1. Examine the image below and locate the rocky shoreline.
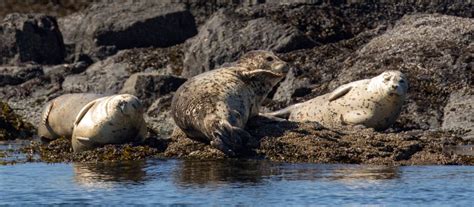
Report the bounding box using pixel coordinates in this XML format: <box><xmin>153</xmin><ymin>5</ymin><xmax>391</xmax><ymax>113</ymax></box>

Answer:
<box><xmin>1</xmin><ymin>0</ymin><xmax>473</xmax><ymax>165</ymax></box>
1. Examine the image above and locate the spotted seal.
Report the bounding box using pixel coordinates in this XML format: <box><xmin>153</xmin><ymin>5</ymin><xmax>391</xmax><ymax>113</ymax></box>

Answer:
<box><xmin>171</xmin><ymin>50</ymin><xmax>288</xmax><ymax>156</ymax></box>
<box><xmin>267</xmin><ymin>70</ymin><xmax>408</xmax><ymax>130</ymax></box>
<box><xmin>71</xmin><ymin>94</ymin><xmax>147</xmax><ymax>152</ymax></box>
<box><xmin>37</xmin><ymin>93</ymin><xmax>105</xmax><ymax>141</ymax></box>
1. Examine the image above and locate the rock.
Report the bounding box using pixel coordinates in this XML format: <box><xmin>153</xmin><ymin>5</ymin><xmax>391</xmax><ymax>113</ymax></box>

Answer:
<box><xmin>57</xmin><ymin>12</ymin><xmax>84</xmax><ymax>46</ymax></box>
<box><xmin>145</xmin><ymin>94</ymin><xmax>176</xmax><ymax>137</ymax></box>
<box><xmin>442</xmin><ymin>88</ymin><xmax>474</xmax><ymax>140</ymax></box>
<box><xmin>66</xmin><ymin>1</ymin><xmax>197</xmax><ymax>61</ymax></box>
<box><xmin>0</xmin><ymin>13</ymin><xmax>65</xmax><ymax>65</ymax></box>
<box><xmin>182</xmin><ymin>9</ymin><xmax>314</xmax><ymax>78</ymax></box>
<box><xmin>0</xmin><ymin>101</ymin><xmax>34</xmax><ymax>140</ymax></box>
<box><xmin>62</xmin><ymin>54</ymin><xmax>130</xmax><ymax>94</ymax></box>
<box><xmin>120</xmin><ymin>73</ymin><xmax>186</xmax><ymax>108</ymax></box>
<box><xmin>1</xmin><ymin>77</ymin><xmax>63</xmax><ymax>126</ymax></box>
<box><xmin>0</xmin><ymin>65</ymin><xmax>43</xmax><ymax>87</ymax></box>
<box><xmin>62</xmin><ymin>46</ymin><xmax>184</xmax><ymax>94</ymax></box>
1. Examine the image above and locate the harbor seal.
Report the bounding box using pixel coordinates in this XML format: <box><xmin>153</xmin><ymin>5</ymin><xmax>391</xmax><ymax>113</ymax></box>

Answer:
<box><xmin>267</xmin><ymin>70</ymin><xmax>408</xmax><ymax>130</ymax></box>
<box><xmin>171</xmin><ymin>50</ymin><xmax>288</xmax><ymax>156</ymax></box>
<box><xmin>37</xmin><ymin>93</ymin><xmax>105</xmax><ymax>141</ymax></box>
<box><xmin>71</xmin><ymin>94</ymin><xmax>147</xmax><ymax>152</ymax></box>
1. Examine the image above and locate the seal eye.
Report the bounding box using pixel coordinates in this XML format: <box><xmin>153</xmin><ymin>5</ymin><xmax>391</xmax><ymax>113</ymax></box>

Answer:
<box><xmin>266</xmin><ymin>56</ymin><xmax>274</xmax><ymax>62</ymax></box>
<box><xmin>399</xmin><ymin>80</ymin><xmax>405</xmax><ymax>84</ymax></box>
<box><xmin>384</xmin><ymin>76</ymin><xmax>391</xmax><ymax>82</ymax></box>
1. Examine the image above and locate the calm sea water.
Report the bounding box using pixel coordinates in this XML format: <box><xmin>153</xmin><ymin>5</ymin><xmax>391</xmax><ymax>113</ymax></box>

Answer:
<box><xmin>1</xmin><ymin>159</ymin><xmax>473</xmax><ymax>206</ymax></box>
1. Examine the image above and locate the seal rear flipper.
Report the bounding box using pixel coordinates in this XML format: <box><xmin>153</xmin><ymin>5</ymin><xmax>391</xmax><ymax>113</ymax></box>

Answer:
<box><xmin>210</xmin><ymin>121</ymin><xmax>251</xmax><ymax>156</ymax></box>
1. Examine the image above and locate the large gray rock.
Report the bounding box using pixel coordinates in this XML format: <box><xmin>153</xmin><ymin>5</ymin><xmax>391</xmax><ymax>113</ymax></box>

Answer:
<box><xmin>182</xmin><ymin>9</ymin><xmax>315</xmax><ymax>78</ymax></box>
<box><xmin>442</xmin><ymin>88</ymin><xmax>474</xmax><ymax>140</ymax></box>
<box><xmin>0</xmin><ymin>13</ymin><xmax>65</xmax><ymax>65</ymax></box>
<box><xmin>62</xmin><ymin>46</ymin><xmax>184</xmax><ymax>95</ymax></box>
<box><xmin>120</xmin><ymin>73</ymin><xmax>186</xmax><ymax>108</ymax></box>
<box><xmin>145</xmin><ymin>94</ymin><xmax>176</xmax><ymax>138</ymax></box>
<box><xmin>63</xmin><ymin>1</ymin><xmax>197</xmax><ymax>61</ymax></box>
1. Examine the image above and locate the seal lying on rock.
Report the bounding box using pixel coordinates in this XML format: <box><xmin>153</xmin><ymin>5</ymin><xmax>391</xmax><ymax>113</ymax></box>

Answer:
<box><xmin>171</xmin><ymin>50</ymin><xmax>288</xmax><ymax>156</ymax></box>
<box><xmin>267</xmin><ymin>70</ymin><xmax>408</xmax><ymax>131</ymax></box>
<box><xmin>72</xmin><ymin>94</ymin><xmax>147</xmax><ymax>153</ymax></box>
<box><xmin>38</xmin><ymin>93</ymin><xmax>105</xmax><ymax>141</ymax></box>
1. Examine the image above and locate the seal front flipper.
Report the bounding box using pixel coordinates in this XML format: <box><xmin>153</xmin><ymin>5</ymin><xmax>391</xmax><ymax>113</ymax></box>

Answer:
<box><xmin>328</xmin><ymin>85</ymin><xmax>353</xmax><ymax>102</ymax></box>
<box><xmin>38</xmin><ymin>101</ymin><xmax>57</xmax><ymax>141</ymax></box>
<box><xmin>72</xmin><ymin>135</ymin><xmax>98</xmax><ymax>153</ymax></box>
<box><xmin>41</xmin><ymin>101</ymin><xmax>54</xmax><ymax>126</ymax></box>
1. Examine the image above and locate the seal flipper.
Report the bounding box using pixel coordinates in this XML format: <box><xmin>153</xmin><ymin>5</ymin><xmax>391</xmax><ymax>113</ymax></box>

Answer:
<box><xmin>210</xmin><ymin>120</ymin><xmax>251</xmax><ymax>156</ymax></box>
<box><xmin>73</xmin><ymin>99</ymin><xmax>99</xmax><ymax>127</ymax></box>
<box><xmin>264</xmin><ymin>103</ymin><xmax>304</xmax><ymax>119</ymax></box>
<box><xmin>328</xmin><ymin>85</ymin><xmax>353</xmax><ymax>102</ymax></box>
<box><xmin>41</xmin><ymin>101</ymin><xmax>54</xmax><ymax>126</ymax></box>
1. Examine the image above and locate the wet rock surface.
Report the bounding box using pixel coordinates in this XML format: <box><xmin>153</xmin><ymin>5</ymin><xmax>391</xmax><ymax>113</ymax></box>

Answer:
<box><xmin>0</xmin><ymin>101</ymin><xmax>34</xmax><ymax>141</ymax></box>
<box><xmin>0</xmin><ymin>1</ymin><xmax>473</xmax><ymax>165</ymax></box>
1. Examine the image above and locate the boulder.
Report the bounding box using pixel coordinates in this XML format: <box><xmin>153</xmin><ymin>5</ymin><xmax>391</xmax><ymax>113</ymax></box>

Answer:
<box><xmin>62</xmin><ymin>46</ymin><xmax>184</xmax><ymax>95</ymax></box>
<box><xmin>120</xmin><ymin>73</ymin><xmax>186</xmax><ymax>108</ymax></box>
<box><xmin>145</xmin><ymin>94</ymin><xmax>176</xmax><ymax>138</ymax></box>
<box><xmin>0</xmin><ymin>101</ymin><xmax>34</xmax><ymax>140</ymax></box>
<box><xmin>182</xmin><ymin>9</ymin><xmax>315</xmax><ymax>78</ymax></box>
<box><xmin>442</xmin><ymin>88</ymin><xmax>474</xmax><ymax>140</ymax></box>
<box><xmin>63</xmin><ymin>1</ymin><xmax>197</xmax><ymax>61</ymax></box>
<box><xmin>0</xmin><ymin>13</ymin><xmax>65</xmax><ymax>65</ymax></box>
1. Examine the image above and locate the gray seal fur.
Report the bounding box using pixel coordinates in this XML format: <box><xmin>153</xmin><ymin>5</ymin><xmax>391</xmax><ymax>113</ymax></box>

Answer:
<box><xmin>37</xmin><ymin>93</ymin><xmax>105</xmax><ymax>141</ymax></box>
<box><xmin>267</xmin><ymin>70</ymin><xmax>408</xmax><ymax>130</ymax></box>
<box><xmin>71</xmin><ymin>94</ymin><xmax>147</xmax><ymax>152</ymax></box>
<box><xmin>171</xmin><ymin>50</ymin><xmax>288</xmax><ymax>156</ymax></box>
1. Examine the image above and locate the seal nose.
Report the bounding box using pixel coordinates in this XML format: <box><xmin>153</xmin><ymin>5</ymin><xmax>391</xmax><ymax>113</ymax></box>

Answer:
<box><xmin>392</xmin><ymin>85</ymin><xmax>398</xmax><ymax>90</ymax></box>
<box><xmin>274</xmin><ymin>63</ymin><xmax>289</xmax><ymax>74</ymax></box>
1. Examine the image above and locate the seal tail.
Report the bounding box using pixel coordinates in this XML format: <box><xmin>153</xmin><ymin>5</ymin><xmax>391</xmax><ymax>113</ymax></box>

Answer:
<box><xmin>209</xmin><ymin>120</ymin><xmax>252</xmax><ymax>157</ymax></box>
<box><xmin>263</xmin><ymin>103</ymin><xmax>303</xmax><ymax>119</ymax></box>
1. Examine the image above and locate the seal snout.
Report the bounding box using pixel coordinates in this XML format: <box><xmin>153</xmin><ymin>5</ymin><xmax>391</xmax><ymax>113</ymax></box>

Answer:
<box><xmin>273</xmin><ymin>62</ymin><xmax>289</xmax><ymax>75</ymax></box>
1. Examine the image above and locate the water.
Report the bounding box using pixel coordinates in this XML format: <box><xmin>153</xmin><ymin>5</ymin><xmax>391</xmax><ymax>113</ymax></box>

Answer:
<box><xmin>1</xmin><ymin>160</ymin><xmax>473</xmax><ymax>206</ymax></box>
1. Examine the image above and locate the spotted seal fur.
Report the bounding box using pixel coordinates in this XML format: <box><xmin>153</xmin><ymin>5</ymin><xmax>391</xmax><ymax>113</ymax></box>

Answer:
<box><xmin>171</xmin><ymin>50</ymin><xmax>288</xmax><ymax>156</ymax></box>
<box><xmin>266</xmin><ymin>71</ymin><xmax>408</xmax><ymax>130</ymax></box>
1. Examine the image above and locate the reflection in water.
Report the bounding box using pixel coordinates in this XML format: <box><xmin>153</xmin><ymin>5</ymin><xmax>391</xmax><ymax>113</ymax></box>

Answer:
<box><xmin>73</xmin><ymin>161</ymin><xmax>148</xmax><ymax>188</ymax></box>
<box><xmin>330</xmin><ymin>165</ymin><xmax>400</xmax><ymax>181</ymax></box>
<box><xmin>174</xmin><ymin>159</ymin><xmax>281</xmax><ymax>186</ymax></box>
<box><xmin>173</xmin><ymin>159</ymin><xmax>401</xmax><ymax>188</ymax></box>
<box><xmin>328</xmin><ymin>165</ymin><xmax>400</xmax><ymax>188</ymax></box>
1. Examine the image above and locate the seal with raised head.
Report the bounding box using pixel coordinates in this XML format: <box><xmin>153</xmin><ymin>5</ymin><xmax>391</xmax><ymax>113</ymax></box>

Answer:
<box><xmin>171</xmin><ymin>50</ymin><xmax>288</xmax><ymax>156</ymax></box>
<box><xmin>37</xmin><ymin>93</ymin><xmax>105</xmax><ymax>141</ymax></box>
<box><xmin>71</xmin><ymin>94</ymin><xmax>147</xmax><ymax>152</ymax></box>
<box><xmin>266</xmin><ymin>70</ymin><xmax>408</xmax><ymax>130</ymax></box>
